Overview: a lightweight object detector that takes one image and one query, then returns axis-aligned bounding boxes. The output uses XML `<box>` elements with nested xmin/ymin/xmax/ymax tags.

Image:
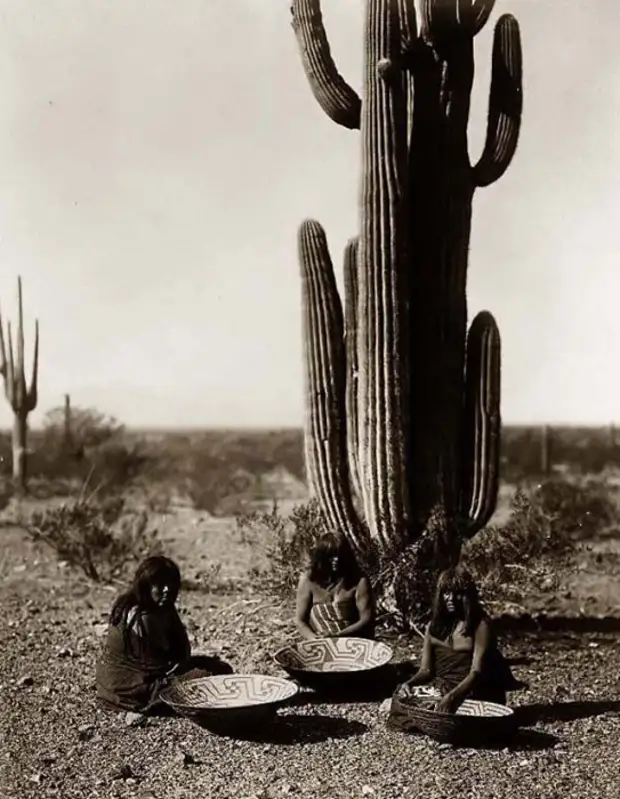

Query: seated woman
<box><xmin>390</xmin><ymin>565</ymin><xmax>525</xmax><ymax>724</ymax></box>
<box><xmin>295</xmin><ymin>534</ymin><xmax>375</xmax><ymax>640</ymax></box>
<box><xmin>96</xmin><ymin>555</ymin><xmax>232</xmax><ymax>714</ymax></box>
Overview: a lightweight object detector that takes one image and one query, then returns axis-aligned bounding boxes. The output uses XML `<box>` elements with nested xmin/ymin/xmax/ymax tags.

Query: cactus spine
<box><xmin>292</xmin><ymin>0</ymin><xmax>521</xmax><ymax>590</ymax></box>
<box><xmin>0</xmin><ymin>277</ymin><xmax>39</xmax><ymax>493</ymax></box>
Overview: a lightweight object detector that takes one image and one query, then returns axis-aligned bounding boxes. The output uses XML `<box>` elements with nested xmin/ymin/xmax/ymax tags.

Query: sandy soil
<box><xmin>2</xmin><ymin>506</ymin><xmax>620</xmax><ymax>799</ymax></box>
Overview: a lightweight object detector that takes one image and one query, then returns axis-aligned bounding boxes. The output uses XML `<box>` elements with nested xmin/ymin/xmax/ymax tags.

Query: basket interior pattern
<box><xmin>275</xmin><ymin>637</ymin><xmax>393</xmax><ymax>673</ymax></box>
<box><xmin>455</xmin><ymin>700</ymin><xmax>514</xmax><ymax>718</ymax></box>
<box><xmin>163</xmin><ymin>674</ymin><xmax>298</xmax><ymax>710</ymax></box>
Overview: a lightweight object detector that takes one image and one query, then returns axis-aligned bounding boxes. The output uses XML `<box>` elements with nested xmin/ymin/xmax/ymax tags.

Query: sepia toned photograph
<box><xmin>1</xmin><ymin>1</ymin><xmax>618</xmax><ymax>797</ymax></box>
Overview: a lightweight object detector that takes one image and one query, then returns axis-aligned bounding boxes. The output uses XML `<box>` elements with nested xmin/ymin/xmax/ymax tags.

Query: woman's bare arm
<box><xmin>334</xmin><ymin>576</ymin><xmax>374</xmax><ymax>637</ymax></box>
<box><xmin>295</xmin><ymin>573</ymin><xmax>318</xmax><ymax>640</ymax></box>
<box><xmin>435</xmin><ymin>619</ymin><xmax>491</xmax><ymax>712</ymax></box>
<box><xmin>401</xmin><ymin>625</ymin><xmax>434</xmax><ymax>689</ymax></box>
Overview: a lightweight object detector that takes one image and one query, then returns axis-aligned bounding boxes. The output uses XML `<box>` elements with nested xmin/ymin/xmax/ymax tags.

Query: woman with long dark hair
<box><xmin>96</xmin><ymin>555</ymin><xmax>231</xmax><ymax>714</ymax></box>
<box><xmin>393</xmin><ymin>565</ymin><xmax>525</xmax><ymax>715</ymax></box>
<box><xmin>295</xmin><ymin>534</ymin><xmax>375</xmax><ymax>639</ymax></box>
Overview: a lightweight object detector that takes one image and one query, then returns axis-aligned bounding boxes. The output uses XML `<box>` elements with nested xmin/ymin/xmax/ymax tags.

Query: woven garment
<box><xmin>308</xmin><ymin>597</ymin><xmax>359</xmax><ymax>637</ymax></box>
<box><xmin>95</xmin><ymin>607</ymin><xmax>194</xmax><ymax>713</ymax></box>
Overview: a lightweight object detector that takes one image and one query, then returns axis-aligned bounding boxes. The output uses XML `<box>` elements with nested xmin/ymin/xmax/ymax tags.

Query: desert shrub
<box><xmin>237</xmin><ymin>498</ymin><xmax>328</xmax><ymax>596</ymax></box>
<box><xmin>187</xmin><ymin>456</ymin><xmax>258</xmax><ymax>515</ymax></box>
<box><xmin>463</xmin><ymin>488</ymin><xmax>565</xmax><ymax>584</ymax></box>
<box><xmin>23</xmin><ymin>495</ymin><xmax>162</xmax><ymax>582</ymax></box>
<box><xmin>461</xmin><ymin>477</ymin><xmax>619</xmax><ymax>610</ymax></box>
<box><xmin>41</xmin><ymin>405</ymin><xmax>124</xmax><ymax>451</ymax></box>
<box><xmin>533</xmin><ymin>477</ymin><xmax>619</xmax><ymax>539</ymax></box>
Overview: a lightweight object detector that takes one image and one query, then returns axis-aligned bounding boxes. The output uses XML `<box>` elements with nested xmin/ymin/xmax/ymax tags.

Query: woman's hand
<box><xmin>434</xmin><ymin>693</ymin><xmax>457</xmax><ymax>714</ymax></box>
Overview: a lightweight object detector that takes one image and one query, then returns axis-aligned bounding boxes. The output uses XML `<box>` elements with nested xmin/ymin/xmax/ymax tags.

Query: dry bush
<box><xmin>463</xmin><ymin>477</ymin><xmax>620</xmax><ymax>610</ymax></box>
<box><xmin>22</xmin><ymin>495</ymin><xmax>162</xmax><ymax>582</ymax></box>
<box><xmin>236</xmin><ymin>498</ymin><xmax>328</xmax><ymax>596</ymax></box>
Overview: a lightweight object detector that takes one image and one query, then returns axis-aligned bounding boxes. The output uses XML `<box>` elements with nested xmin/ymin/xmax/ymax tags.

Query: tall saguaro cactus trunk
<box><xmin>293</xmin><ymin>0</ymin><xmax>522</xmax><ymax>622</ymax></box>
<box><xmin>0</xmin><ymin>277</ymin><xmax>40</xmax><ymax>495</ymax></box>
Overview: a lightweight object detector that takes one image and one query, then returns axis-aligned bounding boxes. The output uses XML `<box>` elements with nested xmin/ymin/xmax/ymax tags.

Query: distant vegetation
<box><xmin>1</xmin><ymin>408</ymin><xmax>620</xmax><ymax>516</ymax></box>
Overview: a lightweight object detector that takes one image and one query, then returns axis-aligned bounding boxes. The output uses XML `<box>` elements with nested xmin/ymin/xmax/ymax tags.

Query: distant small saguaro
<box><xmin>0</xmin><ymin>277</ymin><xmax>39</xmax><ymax>494</ymax></box>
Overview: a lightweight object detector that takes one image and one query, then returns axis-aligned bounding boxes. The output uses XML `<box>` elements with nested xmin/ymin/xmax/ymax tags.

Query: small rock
<box><xmin>57</xmin><ymin>647</ymin><xmax>73</xmax><ymax>658</ymax></box>
<box><xmin>361</xmin><ymin>787</ymin><xmax>375</xmax><ymax>796</ymax></box>
<box><xmin>78</xmin><ymin>724</ymin><xmax>95</xmax><ymax>741</ymax></box>
<box><xmin>18</xmin><ymin>675</ymin><xmax>34</xmax><ymax>688</ymax></box>
<box><xmin>175</xmin><ymin>750</ymin><xmax>197</xmax><ymax>766</ymax></box>
<box><xmin>378</xmin><ymin>698</ymin><xmax>392</xmax><ymax>716</ymax></box>
<box><xmin>112</xmin><ymin>763</ymin><xmax>134</xmax><ymax>781</ymax></box>
<box><xmin>125</xmin><ymin>711</ymin><xmax>147</xmax><ymax>728</ymax></box>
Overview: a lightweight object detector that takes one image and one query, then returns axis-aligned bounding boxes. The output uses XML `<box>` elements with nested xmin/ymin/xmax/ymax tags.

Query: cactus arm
<box><xmin>290</xmin><ymin>0</ymin><xmax>362</xmax><ymax>130</ymax></box>
<box><xmin>472</xmin><ymin>14</ymin><xmax>522</xmax><ymax>187</ymax></box>
<box><xmin>15</xmin><ymin>275</ymin><xmax>26</xmax><ymax>408</ymax></box>
<box><xmin>6</xmin><ymin>323</ymin><xmax>16</xmax><ymax>407</ymax></box>
<box><xmin>357</xmin><ymin>0</ymin><xmax>411</xmax><ymax>548</ymax></box>
<box><xmin>0</xmin><ymin>305</ymin><xmax>7</xmax><ymax>380</ymax></box>
<box><xmin>459</xmin><ymin>310</ymin><xmax>501</xmax><ymax>538</ymax></box>
<box><xmin>299</xmin><ymin>220</ymin><xmax>364</xmax><ymax>550</ymax></box>
<box><xmin>343</xmin><ymin>237</ymin><xmax>362</xmax><ymax>500</ymax></box>
<box><xmin>26</xmin><ymin>319</ymin><xmax>39</xmax><ymax>412</ymax></box>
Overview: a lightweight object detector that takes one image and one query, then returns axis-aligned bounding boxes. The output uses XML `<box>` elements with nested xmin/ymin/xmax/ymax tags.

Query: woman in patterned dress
<box><xmin>295</xmin><ymin>534</ymin><xmax>375</xmax><ymax>640</ymax></box>
<box><xmin>389</xmin><ymin>565</ymin><xmax>526</xmax><ymax>727</ymax></box>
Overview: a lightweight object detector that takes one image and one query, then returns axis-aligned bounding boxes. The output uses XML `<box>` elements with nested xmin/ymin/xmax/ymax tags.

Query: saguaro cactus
<box><xmin>292</xmin><ymin>0</ymin><xmax>522</xmax><ymax>610</ymax></box>
<box><xmin>0</xmin><ymin>277</ymin><xmax>39</xmax><ymax>493</ymax></box>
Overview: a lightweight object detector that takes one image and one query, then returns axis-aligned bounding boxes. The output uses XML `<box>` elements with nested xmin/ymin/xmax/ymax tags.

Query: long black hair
<box><xmin>308</xmin><ymin>533</ymin><xmax>361</xmax><ymax>589</ymax></box>
<box><xmin>428</xmin><ymin>565</ymin><xmax>485</xmax><ymax>641</ymax></box>
<box><xmin>110</xmin><ymin>555</ymin><xmax>181</xmax><ymax>656</ymax></box>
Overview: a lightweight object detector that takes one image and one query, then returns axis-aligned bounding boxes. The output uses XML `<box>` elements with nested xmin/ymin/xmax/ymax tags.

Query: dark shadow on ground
<box><xmin>391</xmin><ymin>723</ymin><xmax>559</xmax><ymax>752</ymax></box>
<box><xmin>514</xmin><ymin>700</ymin><xmax>620</xmax><ymax>726</ymax></box>
<box><xmin>505</xmin><ymin>655</ymin><xmax>536</xmax><ymax>667</ymax></box>
<box><xmin>192</xmin><ymin>712</ymin><xmax>368</xmax><ymax>744</ymax></box>
<box><xmin>286</xmin><ymin>662</ymin><xmax>418</xmax><ymax>706</ymax></box>
<box><xmin>451</xmin><ymin>728</ymin><xmax>560</xmax><ymax>752</ymax></box>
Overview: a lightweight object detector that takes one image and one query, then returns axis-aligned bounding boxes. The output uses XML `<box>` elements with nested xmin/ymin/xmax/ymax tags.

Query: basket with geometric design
<box><xmin>391</xmin><ymin>687</ymin><xmax>518</xmax><ymax>746</ymax></box>
<box><xmin>160</xmin><ymin>673</ymin><xmax>298</xmax><ymax>735</ymax></box>
<box><xmin>273</xmin><ymin>637</ymin><xmax>393</xmax><ymax>693</ymax></box>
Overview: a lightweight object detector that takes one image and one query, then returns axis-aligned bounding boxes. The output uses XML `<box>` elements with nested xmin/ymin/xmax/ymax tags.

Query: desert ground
<box><xmin>1</xmin><ymin>426</ymin><xmax>620</xmax><ymax>799</ymax></box>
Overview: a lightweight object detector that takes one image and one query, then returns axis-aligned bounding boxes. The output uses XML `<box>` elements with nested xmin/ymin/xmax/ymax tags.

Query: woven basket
<box><xmin>160</xmin><ymin>674</ymin><xmax>298</xmax><ymax>734</ymax></box>
<box><xmin>273</xmin><ymin>637</ymin><xmax>393</xmax><ymax>693</ymax></box>
<box><xmin>394</xmin><ymin>691</ymin><xmax>517</xmax><ymax>746</ymax></box>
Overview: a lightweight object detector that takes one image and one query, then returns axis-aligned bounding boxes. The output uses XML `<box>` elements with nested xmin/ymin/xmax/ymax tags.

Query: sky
<box><xmin>0</xmin><ymin>0</ymin><xmax>618</xmax><ymax>429</ymax></box>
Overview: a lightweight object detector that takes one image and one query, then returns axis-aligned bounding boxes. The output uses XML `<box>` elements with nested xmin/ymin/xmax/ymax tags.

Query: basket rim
<box><xmin>160</xmin><ymin>673</ymin><xmax>299</xmax><ymax>712</ymax></box>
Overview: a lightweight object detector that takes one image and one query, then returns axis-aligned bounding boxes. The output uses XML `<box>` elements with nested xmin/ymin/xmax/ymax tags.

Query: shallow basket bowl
<box><xmin>160</xmin><ymin>674</ymin><xmax>298</xmax><ymax>733</ymax></box>
<box><xmin>397</xmin><ymin>691</ymin><xmax>517</xmax><ymax>746</ymax></box>
<box><xmin>273</xmin><ymin>637</ymin><xmax>393</xmax><ymax>691</ymax></box>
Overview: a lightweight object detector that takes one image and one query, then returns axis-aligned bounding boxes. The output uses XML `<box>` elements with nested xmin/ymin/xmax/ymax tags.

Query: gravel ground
<box><xmin>2</xmin><ymin>530</ymin><xmax>620</xmax><ymax>799</ymax></box>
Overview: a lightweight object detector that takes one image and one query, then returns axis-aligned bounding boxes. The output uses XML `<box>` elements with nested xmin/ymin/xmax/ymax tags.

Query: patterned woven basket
<box><xmin>160</xmin><ymin>674</ymin><xmax>298</xmax><ymax>734</ymax></box>
<box><xmin>273</xmin><ymin>637</ymin><xmax>393</xmax><ymax>692</ymax></box>
<box><xmin>393</xmin><ymin>691</ymin><xmax>518</xmax><ymax>746</ymax></box>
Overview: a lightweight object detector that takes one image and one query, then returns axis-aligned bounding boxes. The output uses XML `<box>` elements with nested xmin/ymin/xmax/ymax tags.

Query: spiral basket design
<box><xmin>274</xmin><ymin>637</ymin><xmax>393</xmax><ymax>674</ymax></box>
